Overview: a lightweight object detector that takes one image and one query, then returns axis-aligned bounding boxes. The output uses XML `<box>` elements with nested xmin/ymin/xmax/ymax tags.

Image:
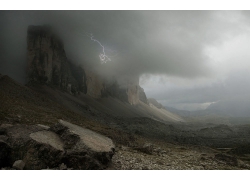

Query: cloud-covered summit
<box><xmin>0</xmin><ymin>11</ymin><xmax>219</xmax><ymax>82</ymax></box>
<box><xmin>1</xmin><ymin>11</ymin><xmax>250</xmax><ymax>112</ymax></box>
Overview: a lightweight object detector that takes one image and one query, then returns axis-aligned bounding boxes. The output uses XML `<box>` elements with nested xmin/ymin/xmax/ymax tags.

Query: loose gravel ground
<box><xmin>108</xmin><ymin>143</ymin><xmax>249</xmax><ymax>170</ymax></box>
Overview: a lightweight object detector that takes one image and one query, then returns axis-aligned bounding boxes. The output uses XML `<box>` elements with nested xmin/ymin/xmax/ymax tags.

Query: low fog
<box><xmin>1</xmin><ymin>11</ymin><xmax>250</xmax><ymax>114</ymax></box>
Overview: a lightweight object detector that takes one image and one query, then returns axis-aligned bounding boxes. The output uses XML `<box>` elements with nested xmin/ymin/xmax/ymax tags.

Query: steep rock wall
<box><xmin>27</xmin><ymin>25</ymin><xmax>86</xmax><ymax>94</ymax></box>
<box><xmin>101</xmin><ymin>77</ymin><xmax>147</xmax><ymax>105</ymax></box>
<box><xmin>138</xmin><ymin>86</ymin><xmax>148</xmax><ymax>104</ymax></box>
<box><xmin>126</xmin><ymin>78</ymin><xmax>140</xmax><ymax>105</ymax></box>
<box><xmin>85</xmin><ymin>69</ymin><xmax>105</xmax><ymax>98</ymax></box>
<box><xmin>26</xmin><ymin>25</ymin><xmax>147</xmax><ymax>105</ymax></box>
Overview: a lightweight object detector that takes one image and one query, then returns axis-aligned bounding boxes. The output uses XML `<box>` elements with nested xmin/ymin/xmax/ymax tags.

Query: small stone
<box><xmin>13</xmin><ymin>160</ymin><xmax>25</xmax><ymax>170</ymax></box>
<box><xmin>59</xmin><ymin>163</ymin><xmax>67</xmax><ymax>170</ymax></box>
<box><xmin>161</xmin><ymin>150</ymin><xmax>167</xmax><ymax>154</ymax></box>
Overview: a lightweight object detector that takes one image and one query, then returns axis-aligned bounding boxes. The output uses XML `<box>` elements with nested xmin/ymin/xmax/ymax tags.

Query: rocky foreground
<box><xmin>1</xmin><ymin>119</ymin><xmax>250</xmax><ymax>170</ymax></box>
<box><xmin>0</xmin><ymin>120</ymin><xmax>115</xmax><ymax>170</ymax></box>
<box><xmin>1</xmin><ymin>73</ymin><xmax>250</xmax><ymax>170</ymax></box>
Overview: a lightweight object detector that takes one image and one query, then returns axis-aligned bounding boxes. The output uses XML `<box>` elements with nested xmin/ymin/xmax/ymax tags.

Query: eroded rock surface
<box><xmin>57</xmin><ymin>120</ymin><xmax>114</xmax><ymax>152</ymax></box>
<box><xmin>30</xmin><ymin>130</ymin><xmax>64</xmax><ymax>151</ymax></box>
<box><xmin>50</xmin><ymin>120</ymin><xmax>115</xmax><ymax>169</ymax></box>
<box><xmin>0</xmin><ymin>120</ymin><xmax>115</xmax><ymax>169</ymax></box>
<box><xmin>27</xmin><ymin>25</ymin><xmax>87</xmax><ymax>94</ymax></box>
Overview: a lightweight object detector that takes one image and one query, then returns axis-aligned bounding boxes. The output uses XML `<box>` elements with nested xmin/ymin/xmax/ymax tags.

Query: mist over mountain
<box><xmin>1</xmin><ymin>10</ymin><xmax>250</xmax><ymax>117</ymax></box>
<box><xmin>0</xmin><ymin>11</ymin><xmax>215</xmax><ymax>83</ymax></box>
<box><xmin>206</xmin><ymin>97</ymin><xmax>250</xmax><ymax>117</ymax></box>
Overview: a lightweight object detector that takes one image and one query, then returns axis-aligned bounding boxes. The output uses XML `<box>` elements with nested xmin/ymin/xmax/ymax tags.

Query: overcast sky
<box><xmin>1</xmin><ymin>11</ymin><xmax>250</xmax><ymax>111</ymax></box>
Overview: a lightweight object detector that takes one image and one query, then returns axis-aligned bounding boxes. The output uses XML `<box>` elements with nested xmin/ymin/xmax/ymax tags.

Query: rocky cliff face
<box><xmin>124</xmin><ymin>78</ymin><xmax>148</xmax><ymax>105</ymax></box>
<box><xmin>85</xmin><ymin>69</ymin><xmax>105</xmax><ymax>98</ymax></box>
<box><xmin>139</xmin><ymin>86</ymin><xmax>148</xmax><ymax>104</ymax></box>
<box><xmin>27</xmin><ymin>25</ymin><xmax>87</xmax><ymax>94</ymax></box>
<box><xmin>101</xmin><ymin>77</ymin><xmax>148</xmax><ymax>105</ymax></box>
<box><xmin>126</xmin><ymin>78</ymin><xmax>140</xmax><ymax>105</ymax></box>
<box><xmin>26</xmin><ymin>25</ymin><xmax>148</xmax><ymax>105</ymax></box>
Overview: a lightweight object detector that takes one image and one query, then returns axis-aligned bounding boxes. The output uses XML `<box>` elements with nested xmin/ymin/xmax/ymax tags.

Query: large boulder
<box><xmin>24</xmin><ymin>130</ymin><xmax>65</xmax><ymax>169</ymax></box>
<box><xmin>5</xmin><ymin>124</ymin><xmax>63</xmax><ymax>169</ymax></box>
<box><xmin>1</xmin><ymin>120</ymin><xmax>115</xmax><ymax>169</ymax></box>
<box><xmin>49</xmin><ymin>120</ymin><xmax>115</xmax><ymax>169</ymax></box>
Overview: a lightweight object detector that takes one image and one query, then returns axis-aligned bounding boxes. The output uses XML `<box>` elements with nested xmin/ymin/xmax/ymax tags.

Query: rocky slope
<box><xmin>1</xmin><ymin>74</ymin><xmax>250</xmax><ymax>170</ymax></box>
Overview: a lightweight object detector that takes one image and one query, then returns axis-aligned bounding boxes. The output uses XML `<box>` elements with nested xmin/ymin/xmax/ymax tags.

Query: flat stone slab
<box><xmin>1</xmin><ymin>121</ymin><xmax>115</xmax><ymax>169</ymax></box>
<box><xmin>58</xmin><ymin>120</ymin><xmax>114</xmax><ymax>152</ymax></box>
<box><xmin>30</xmin><ymin>130</ymin><xmax>64</xmax><ymax>151</ymax></box>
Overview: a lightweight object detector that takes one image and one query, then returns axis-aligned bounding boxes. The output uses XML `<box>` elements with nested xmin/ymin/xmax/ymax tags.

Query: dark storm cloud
<box><xmin>0</xmin><ymin>11</ymin><xmax>219</xmax><ymax>83</ymax></box>
<box><xmin>2</xmin><ymin>10</ymin><xmax>250</xmax><ymax>113</ymax></box>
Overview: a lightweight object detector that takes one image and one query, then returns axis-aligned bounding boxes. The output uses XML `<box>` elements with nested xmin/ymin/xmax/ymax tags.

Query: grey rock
<box><xmin>2</xmin><ymin>121</ymin><xmax>115</xmax><ymax>170</ymax></box>
<box><xmin>50</xmin><ymin>120</ymin><xmax>115</xmax><ymax>169</ymax></box>
<box><xmin>30</xmin><ymin>130</ymin><xmax>64</xmax><ymax>151</ymax></box>
<box><xmin>13</xmin><ymin>160</ymin><xmax>25</xmax><ymax>170</ymax></box>
<box><xmin>59</xmin><ymin>163</ymin><xmax>67</xmax><ymax>170</ymax></box>
<box><xmin>6</xmin><ymin>125</ymin><xmax>64</xmax><ymax>169</ymax></box>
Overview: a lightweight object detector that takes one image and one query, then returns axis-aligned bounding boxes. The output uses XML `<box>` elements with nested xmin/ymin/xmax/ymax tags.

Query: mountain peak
<box><xmin>27</xmin><ymin>25</ymin><xmax>87</xmax><ymax>94</ymax></box>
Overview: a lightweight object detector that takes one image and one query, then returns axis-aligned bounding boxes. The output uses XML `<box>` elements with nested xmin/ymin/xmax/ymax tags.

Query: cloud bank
<box><xmin>1</xmin><ymin>11</ymin><xmax>250</xmax><ymax>112</ymax></box>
